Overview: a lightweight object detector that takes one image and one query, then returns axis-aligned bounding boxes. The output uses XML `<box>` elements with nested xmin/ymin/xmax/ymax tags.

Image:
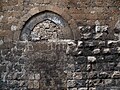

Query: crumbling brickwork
<box><xmin>0</xmin><ymin>0</ymin><xmax>120</xmax><ymax>90</ymax></box>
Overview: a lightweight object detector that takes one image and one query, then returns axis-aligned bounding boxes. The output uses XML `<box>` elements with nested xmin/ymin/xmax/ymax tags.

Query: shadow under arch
<box><xmin>20</xmin><ymin>10</ymin><xmax>74</xmax><ymax>41</ymax></box>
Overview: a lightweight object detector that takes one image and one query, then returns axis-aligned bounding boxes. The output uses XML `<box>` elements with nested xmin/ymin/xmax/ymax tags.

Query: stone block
<box><xmin>112</xmin><ymin>71</ymin><xmax>120</xmax><ymax>79</ymax></box>
<box><xmin>28</xmin><ymin>80</ymin><xmax>34</xmax><ymax>89</ymax></box>
<box><xmin>103</xmin><ymin>48</ymin><xmax>110</xmax><ymax>54</ymax></box>
<box><xmin>34</xmin><ymin>73</ymin><xmax>40</xmax><ymax>80</ymax></box>
<box><xmin>34</xmin><ymin>80</ymin><xmax>39</xmax><ymax>89</ymax></box>
<box><xmin>92</xmin><ymin>48</ymin><xmax>100</xmax><ymax>54</ymax></box>
<box><xmin>87</xmin><ymin>64</ymin><xmax>92</xmax><ymax>71</ymax></box>
<box><xmin>77</xmin><ymin>41</ymin><xmax>83</xmax><ymax>47</ymax></box>
<box><xmin>87</xmin><ymin>56</ymin><xmax>96</xmax><ymax>63</ymax></box>
<box><xmin>104</xmin><ymin>55</ymin><xmax>117</xmax><ymax>62</ymax></box>
<box><xmin>67</xmin><ymin>80</ymin><xmax>76</xmax><ymax>88</ymax></box>
<box><xmin>75</xmin><ymin>80</ymin><xmax>86</xmax><ymax>87</ymax></box>
<box><xmin>66</xmin><ymin>64</ymin><xmax>75</xmax><ymax>72</ymax></box>
<box><xmin>96</xmin><ymin>56</ymin><xmax>104</xmax><ymax>63</ymax></box>
<box><xmin>73</xmin><ymin>72</ymin><xmax>83</xmax><ymax>80</ymax></box>
<box><xmin>67</xmin><ymin>71</ymin><xmax>73</xmax><ymax>79</ymax></box>
<box><xmin>104</xmin><ymin>79</ymin><xmax>114</xmax><ymax>86</ymax></box>
<box><xmin>98</xmin><ymin>41</ymin><xmax>106</xmax><ymax>47</ymax></box>
<box><xmin>29</xmin><ymin>74</ymin><xmax>34</xmax><ymax>80</ymax></box>
<box><xmin>107</xmin><ymin>40</ymin><xmax>118</xmax><ymax>47</ymax></box>
<box><xmin>99</xmin><ymin>72</ymin><xmax>109</xmax><ymax>79</ymax></box>
<box><xmin>95</xmin><ymin>63</ymin><xmax>110</xmax><ymax>71</ymax></box>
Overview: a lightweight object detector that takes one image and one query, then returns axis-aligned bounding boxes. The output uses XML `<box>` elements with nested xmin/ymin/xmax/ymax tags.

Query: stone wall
<box><xmin>66</xmin><ymin>25</ymin><xmax>120</xmax><ymax>90</ymax></box>
<box><xmin>0</xmin><ymin>40</ymin><xmax>69</xmax><ymax>90</ymax></box>
<box><xmin>0</xmin><ymin>0</ymin><xmax>120</xmax><ymax>90</ymax></box>
<box><xmin>1</xmin><ymin>0</ymin><xmax>120</xmax><ymax>41</ymax></box>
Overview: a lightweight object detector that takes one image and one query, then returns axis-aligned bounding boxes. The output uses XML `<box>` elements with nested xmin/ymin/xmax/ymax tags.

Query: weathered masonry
<box><xmin>0</xmin><ymin>0</ymin><xmax>120</xmax><ymax>90</ymax></box>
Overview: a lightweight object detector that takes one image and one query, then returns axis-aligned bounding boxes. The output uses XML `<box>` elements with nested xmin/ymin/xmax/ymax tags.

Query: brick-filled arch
<box><xmin>20</xmin><ymin>11</ymin><xmax>74</xmax><ymax>41</ymax></box>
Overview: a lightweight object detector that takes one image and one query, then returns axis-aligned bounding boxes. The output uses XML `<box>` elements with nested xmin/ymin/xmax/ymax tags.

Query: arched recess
<box><xmin>20</xmin><ymin>11</ymin><xmax>74</xmax><ymax>41</ymax></box>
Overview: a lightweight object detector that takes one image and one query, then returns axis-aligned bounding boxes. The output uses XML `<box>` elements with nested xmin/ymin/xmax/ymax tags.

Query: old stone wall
<box><xmin>66</xmin><ymin>26</ymin><xmax>120</xmax><ymax>90</ymax></box>
<box><xmin>0</xmin><ymin>0</ymin><xmax>120</xmax><ymax>90</ymax></box>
